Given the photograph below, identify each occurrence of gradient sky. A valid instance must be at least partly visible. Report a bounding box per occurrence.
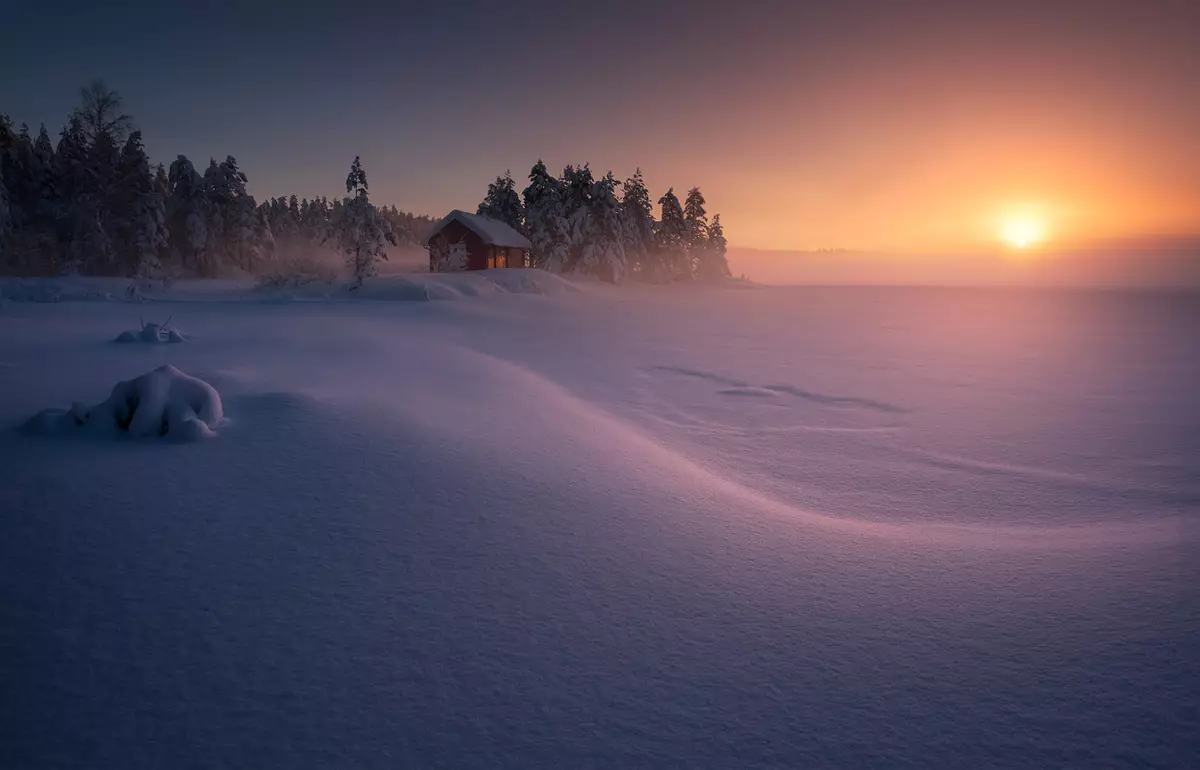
[2,0,1197,251]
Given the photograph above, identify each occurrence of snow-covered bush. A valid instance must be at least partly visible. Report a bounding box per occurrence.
[255,255,339,291]
[114,316,185,343]
[24,365,222,440]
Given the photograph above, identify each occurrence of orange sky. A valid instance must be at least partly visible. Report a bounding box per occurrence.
[7,1,1194,255]
[672,16,1200,253]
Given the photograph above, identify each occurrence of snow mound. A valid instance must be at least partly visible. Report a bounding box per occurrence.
[114,317,186,344]
[24,365,222,441]
[478,268,582,295]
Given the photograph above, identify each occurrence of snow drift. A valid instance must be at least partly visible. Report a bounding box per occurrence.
[24,365,222,440]
[1,286,1195,770]
[1,269,582,305]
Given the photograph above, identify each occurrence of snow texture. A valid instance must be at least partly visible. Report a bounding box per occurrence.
[0,285,1196,769]
[24,364,222,440]
[424,208,533,249]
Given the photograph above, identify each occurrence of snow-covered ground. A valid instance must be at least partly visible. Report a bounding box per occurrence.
[1,273,1196,768]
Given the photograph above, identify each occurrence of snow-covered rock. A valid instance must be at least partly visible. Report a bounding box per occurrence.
[24,365,222,440]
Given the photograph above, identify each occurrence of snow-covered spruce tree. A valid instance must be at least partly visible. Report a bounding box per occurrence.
[31,125,57,228]
[683,186,709,277]
[477,170,524,233]
[214,157,266,272]
[87,129,124,273]
[522,159,569,270]
[656,187,688,279]
[268,194,300,248]
[7,125,39,225]
[193,155,268,275]
[252,202,275,269]
[577,171,629,283]
[560,164,595,273]
[332,156,396,287]
[0,117,17,241]
[0,165,11,250]
[4,124,59,237]
[704,213,731,279]
[65,82,130,275]
[166,155,208,274]
[200,159,228,273]
[114,132,167,282]
[620,168,657,280]
[302,197,329,242]
[55,115,111,274]
[0,122,38,270]
[298,198,313,239]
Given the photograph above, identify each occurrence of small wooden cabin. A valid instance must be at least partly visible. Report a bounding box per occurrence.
[424,210,532,272]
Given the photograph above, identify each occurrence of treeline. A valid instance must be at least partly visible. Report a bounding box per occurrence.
[0,81,731,285]
[475,163,729,283]
[0,81,431,280]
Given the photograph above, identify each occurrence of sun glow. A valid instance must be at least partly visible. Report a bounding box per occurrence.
[1001,218,1046,249]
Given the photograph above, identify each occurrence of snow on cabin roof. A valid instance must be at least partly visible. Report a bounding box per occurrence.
[424,210,532,250]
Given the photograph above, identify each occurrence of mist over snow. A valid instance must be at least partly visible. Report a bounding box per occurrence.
[727,243,1200,288]
[1,277,1196,768]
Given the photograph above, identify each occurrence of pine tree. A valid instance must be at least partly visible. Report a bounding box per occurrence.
[560,164,595,273]
[287,194,301,240]
[577,171,628,283]
[704,213,730,279]
[167,155,208,273]
[0,120,11,264]
[55,115,108,273]
[200,159,227,272]
[54,116,89,206]
[332,156,395,286]
[0,166,11,247]
[0,122,55,272]
[620,168,657,279]
[476,170,524,232]
[1,117,57,271]
[153,163,169,197]
[656,187,688,279]
[522,159,569,270]
[31,126,56,222]
[0,114,13,154]
[86,129,122,273]
[683,186,709,277]
[115,132,167,281]
[206,156,263,272]
[4,124,38,230]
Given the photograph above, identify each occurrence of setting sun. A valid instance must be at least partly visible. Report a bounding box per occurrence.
[1001,218,1046,249]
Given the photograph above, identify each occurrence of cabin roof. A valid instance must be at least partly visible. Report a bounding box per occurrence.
[424,210,532,249]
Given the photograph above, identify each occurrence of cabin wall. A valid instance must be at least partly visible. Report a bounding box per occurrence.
[428,220,487,271]
[428,218,528,271]
[485,246,530,269]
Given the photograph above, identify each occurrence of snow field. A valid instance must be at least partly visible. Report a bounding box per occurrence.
[0,283,1195,768]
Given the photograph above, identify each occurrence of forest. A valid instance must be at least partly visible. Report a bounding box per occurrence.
[1,82,728,284]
